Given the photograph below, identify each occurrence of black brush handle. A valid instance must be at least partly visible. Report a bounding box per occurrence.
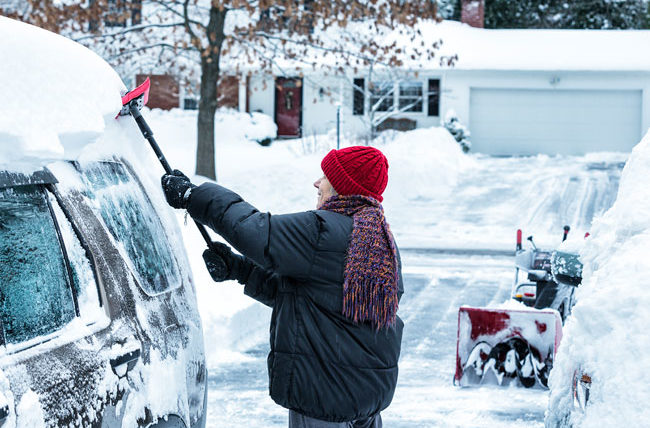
[129,102,172,174]
[128,101,215,250]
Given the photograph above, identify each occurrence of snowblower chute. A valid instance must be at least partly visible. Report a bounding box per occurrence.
[455,306,562,388]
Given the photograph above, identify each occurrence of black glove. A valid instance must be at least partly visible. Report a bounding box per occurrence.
[202,242,253,284]
[161,169,195,209]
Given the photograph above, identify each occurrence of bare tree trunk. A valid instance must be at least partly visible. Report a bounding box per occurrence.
[195,6,226,180]
[196,56,218,180]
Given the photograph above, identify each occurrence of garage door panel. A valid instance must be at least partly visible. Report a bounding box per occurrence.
[470,88,642,155]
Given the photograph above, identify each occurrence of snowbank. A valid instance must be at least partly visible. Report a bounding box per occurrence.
[0,17,124,163]
[382,126,475,202]
[546,130,650,426]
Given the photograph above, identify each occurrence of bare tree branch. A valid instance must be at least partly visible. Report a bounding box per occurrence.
[183,0,202,50]
[72,22,187,41]
[107,42,179,60]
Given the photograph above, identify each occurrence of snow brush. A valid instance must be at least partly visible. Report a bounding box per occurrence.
[117,77,216,250]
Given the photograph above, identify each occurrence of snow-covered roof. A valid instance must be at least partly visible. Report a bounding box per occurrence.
[235,20,650,75]
[430,21,650,72]
[0,16,125,162]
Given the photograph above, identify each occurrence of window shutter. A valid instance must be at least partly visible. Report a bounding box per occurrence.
[353,78,365,115]
[428,79,440,117]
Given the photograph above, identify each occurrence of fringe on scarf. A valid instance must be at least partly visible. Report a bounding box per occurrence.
[320,195,399,329]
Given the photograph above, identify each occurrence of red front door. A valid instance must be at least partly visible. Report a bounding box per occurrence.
[275,77,302,137]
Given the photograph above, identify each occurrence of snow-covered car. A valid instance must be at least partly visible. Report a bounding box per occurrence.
[0,17,206,427]
[545,132,650,427]
[0,160,207,427]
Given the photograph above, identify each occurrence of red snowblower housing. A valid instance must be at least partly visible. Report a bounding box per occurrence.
[455,307,562,388]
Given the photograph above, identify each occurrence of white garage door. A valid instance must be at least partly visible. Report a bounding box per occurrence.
[469,88,642,155]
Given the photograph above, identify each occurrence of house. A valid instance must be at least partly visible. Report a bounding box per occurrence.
[241,0,650,155]
[140,0,650,155]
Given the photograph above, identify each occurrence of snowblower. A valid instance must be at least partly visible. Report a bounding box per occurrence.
[454,226,582,389]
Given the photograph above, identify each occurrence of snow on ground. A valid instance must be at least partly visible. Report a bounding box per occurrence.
[546,130,650,427]
[205,252,549,427]
[140,108,624,427]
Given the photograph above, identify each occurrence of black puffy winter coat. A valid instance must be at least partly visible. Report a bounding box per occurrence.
[187,183,404,422]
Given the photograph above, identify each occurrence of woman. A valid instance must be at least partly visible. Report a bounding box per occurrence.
[162,146,404,428]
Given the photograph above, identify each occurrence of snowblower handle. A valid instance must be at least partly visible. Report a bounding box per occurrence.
[126,101,216,252]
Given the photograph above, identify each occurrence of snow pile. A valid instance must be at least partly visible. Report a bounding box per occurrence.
[381,126,475,202]
[145,108,276,147]
[546,130,650,426]
[0,17,124,163]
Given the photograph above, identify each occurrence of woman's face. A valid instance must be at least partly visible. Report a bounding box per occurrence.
[313,175,337,209]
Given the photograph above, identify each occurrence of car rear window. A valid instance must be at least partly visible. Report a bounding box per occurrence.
[0,185,76,344]
[80,161,181,295]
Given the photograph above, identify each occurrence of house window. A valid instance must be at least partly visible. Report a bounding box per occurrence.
[428,79,440,117]
[184,98,199,110]
[398,81,423,112]
[353,78,364,115]
[131,0,142,25]
[104,0,142,27]
[105,0,128,27]
[369,81,394,112]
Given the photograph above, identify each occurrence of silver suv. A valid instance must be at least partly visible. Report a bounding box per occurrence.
[0,158,206,427]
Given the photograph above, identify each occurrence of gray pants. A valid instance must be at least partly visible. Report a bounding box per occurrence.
[288,410,382,428]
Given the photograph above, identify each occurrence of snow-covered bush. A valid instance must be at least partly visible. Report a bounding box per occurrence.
[443,110,471,153]
[546,129,650,427]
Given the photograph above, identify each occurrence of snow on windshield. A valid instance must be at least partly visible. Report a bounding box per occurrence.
[0,16,124,163]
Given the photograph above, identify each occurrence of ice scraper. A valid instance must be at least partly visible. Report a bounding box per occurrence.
[117,77,216,250]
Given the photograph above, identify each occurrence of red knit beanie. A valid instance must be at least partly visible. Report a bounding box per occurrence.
[321,146,389,202]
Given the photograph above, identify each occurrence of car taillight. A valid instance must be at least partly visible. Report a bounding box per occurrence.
[573,369,592,411]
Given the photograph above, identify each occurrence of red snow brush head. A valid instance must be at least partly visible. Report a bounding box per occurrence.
[117,77,150,117]
[321,146,389,202]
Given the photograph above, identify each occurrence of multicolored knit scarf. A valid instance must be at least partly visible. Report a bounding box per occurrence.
[320,195,399,330]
